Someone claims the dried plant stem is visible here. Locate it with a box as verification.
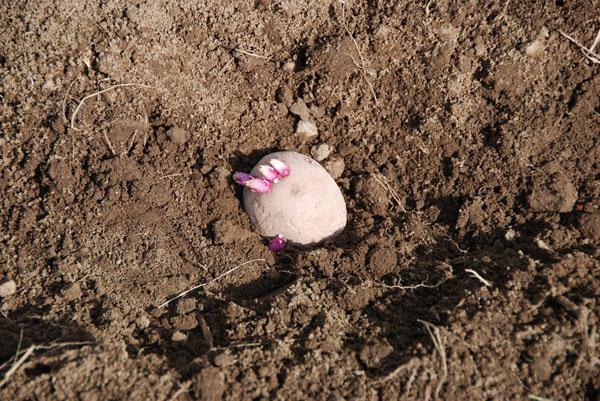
[417,320,447,400]
[70,83,154,131]
[371,173,406,212]
[234,48,271,60]
[339,1,378,105]
[157,258,266,308]
[559,28,600,64]
[0,341,92,387]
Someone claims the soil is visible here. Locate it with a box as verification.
[1,1,599,400]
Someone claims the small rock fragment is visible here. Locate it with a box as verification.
[136,315,151,329]
[63,284,83,301]
[578,213,600,241]
[289,100,311,121]
[310,143,331,161]
[525,39,545,58]
[325,157,345,179]
[171,331,188,342]
[176,298,197,315]
[296,120,318,137]
[42,79,59,91]
[0,280,16,297]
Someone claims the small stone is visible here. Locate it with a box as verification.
[0,280,16,297]
[63,284,83,301]
[282,61,295,72]
[525,39,545,58]
[296,120,318,137]
[310,143,331,161]
[169,127,189,146]
[325,157,345,179]
[289,100,311,121]
[136,315,151,329]
[505,228,517,241]
[171,331,188,342]
[578,213,600,241]
[42,79,59,91]
[194,366,225,401]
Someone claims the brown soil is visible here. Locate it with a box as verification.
[1,1,599,400]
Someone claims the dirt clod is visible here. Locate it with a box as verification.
[528,171,578,213]
[578,213,600,241]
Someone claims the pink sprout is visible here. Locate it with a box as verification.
[233,172,254,185]
[267,235,287,252]
[257,165,281,183]
[269,159,290,177]
[245,178,272,193]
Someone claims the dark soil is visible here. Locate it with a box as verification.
[1,1,599,400]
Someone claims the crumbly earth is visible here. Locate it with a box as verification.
[1,1,599,400]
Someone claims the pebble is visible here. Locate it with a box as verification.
[289,100,311,121]
[171,331,188,342]
[325,157,345,179]
[311,143,331,161]
[0,280,16,297]
[296,120,318,137]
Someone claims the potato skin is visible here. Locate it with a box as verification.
[243,151,347,246]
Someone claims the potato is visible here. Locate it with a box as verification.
[242,151,347,246]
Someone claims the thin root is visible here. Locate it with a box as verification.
[464,269,492,287]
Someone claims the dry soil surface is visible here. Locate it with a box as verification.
[1,1,599,400]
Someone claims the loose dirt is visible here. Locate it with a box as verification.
[1,1,599,400]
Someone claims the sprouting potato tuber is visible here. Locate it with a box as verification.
[235,151,347,247]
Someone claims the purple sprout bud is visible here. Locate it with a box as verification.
[233,172,254,185]
[267,235,287,252]
[257,165,281,183]
[244,178,272,193]
[269,159,290,177]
